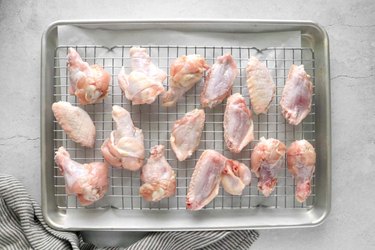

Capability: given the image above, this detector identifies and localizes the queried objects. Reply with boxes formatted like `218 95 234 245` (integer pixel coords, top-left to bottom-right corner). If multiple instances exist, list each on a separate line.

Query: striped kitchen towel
0 174 258 250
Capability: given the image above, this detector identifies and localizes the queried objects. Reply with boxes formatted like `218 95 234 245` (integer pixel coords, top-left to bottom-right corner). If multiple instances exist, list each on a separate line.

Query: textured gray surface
0 0 374 249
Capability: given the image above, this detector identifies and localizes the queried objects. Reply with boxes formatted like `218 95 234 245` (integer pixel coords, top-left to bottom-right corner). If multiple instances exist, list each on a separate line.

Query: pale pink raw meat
139 145 176 202
224 93 254 153
186 150 251 210
280 65 313 125
162 55 209 106
101 105 145 171
54 147 108 206
246 57 276 114
67 48 110 105
200 54 238 108
221 159 251 196
170 109 205 161
52 101 96 148
186 150 226 210
118 47 166 105
251 137 286 197
287 140 316 202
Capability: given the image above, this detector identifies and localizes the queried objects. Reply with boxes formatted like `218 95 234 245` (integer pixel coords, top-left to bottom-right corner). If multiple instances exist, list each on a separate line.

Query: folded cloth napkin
0 174 258 250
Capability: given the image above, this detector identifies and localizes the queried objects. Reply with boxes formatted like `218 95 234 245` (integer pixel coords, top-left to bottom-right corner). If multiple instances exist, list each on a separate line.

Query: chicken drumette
162 55 209 107
67 48 110 105
54 147 108 206
140 145 176 202
251 137 286 197
287 140 316 202
118 47 166 105
101 105 145 171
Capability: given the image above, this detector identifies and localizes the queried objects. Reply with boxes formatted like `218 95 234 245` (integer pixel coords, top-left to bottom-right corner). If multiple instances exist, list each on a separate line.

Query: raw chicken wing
200 54 238 108
67 48 110 105
280 65 313 125
52 101 96 148
118 47 166 105
287 140 316 202
139 145 176 202
224 93 254 153
251 137 286 197
170 109 205 161
246 57 276 114
187 150 251 210
162 55 209 106
101 105 145 171
186 150 227 210
221 159 251 196
54 147 108 206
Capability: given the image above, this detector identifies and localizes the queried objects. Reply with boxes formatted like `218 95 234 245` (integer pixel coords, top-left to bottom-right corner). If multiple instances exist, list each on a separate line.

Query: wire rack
53 45 316 211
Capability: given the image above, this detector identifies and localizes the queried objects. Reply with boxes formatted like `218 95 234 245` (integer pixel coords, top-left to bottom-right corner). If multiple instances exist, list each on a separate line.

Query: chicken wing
118 47 166 105
54 147 108 206
280 65 313 125
162 55 209 107
200 54 238 108
287 140 316 203
52 101 96 148
224 93 254 153
170 109 205 161
101 105 145 171
221 159 251 195
187 150 251 210
251 137 286 197
246 57 276 114
139 145 176 202
67 48 110 105
186 150 226 210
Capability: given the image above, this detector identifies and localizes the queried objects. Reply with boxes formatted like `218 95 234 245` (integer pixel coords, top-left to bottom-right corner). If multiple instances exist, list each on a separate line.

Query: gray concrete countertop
0 0 374 249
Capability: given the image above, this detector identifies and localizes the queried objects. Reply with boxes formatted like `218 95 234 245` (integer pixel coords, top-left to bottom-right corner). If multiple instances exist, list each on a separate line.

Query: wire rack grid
53 45 316 211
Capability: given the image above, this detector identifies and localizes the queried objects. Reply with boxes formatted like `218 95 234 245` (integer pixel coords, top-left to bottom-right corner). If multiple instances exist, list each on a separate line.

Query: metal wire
53 45 316 210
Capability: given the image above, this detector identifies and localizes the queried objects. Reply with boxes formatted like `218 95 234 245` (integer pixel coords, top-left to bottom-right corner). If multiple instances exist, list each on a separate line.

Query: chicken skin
67 48 110 105
200 54 238 108
287 140 316 203
52 101 96 148
118 47 166 105
251 137 286 197
139 145 176 202
54 147 108 206
162 55 209 107
186 150 251 210
170 109 205 161
224 93 254 153
101 105 145 171
280 65 313 125
246 57 276 114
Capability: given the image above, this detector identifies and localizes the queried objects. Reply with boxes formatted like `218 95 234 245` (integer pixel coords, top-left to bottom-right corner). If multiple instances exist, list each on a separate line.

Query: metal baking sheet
41 20 331 231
